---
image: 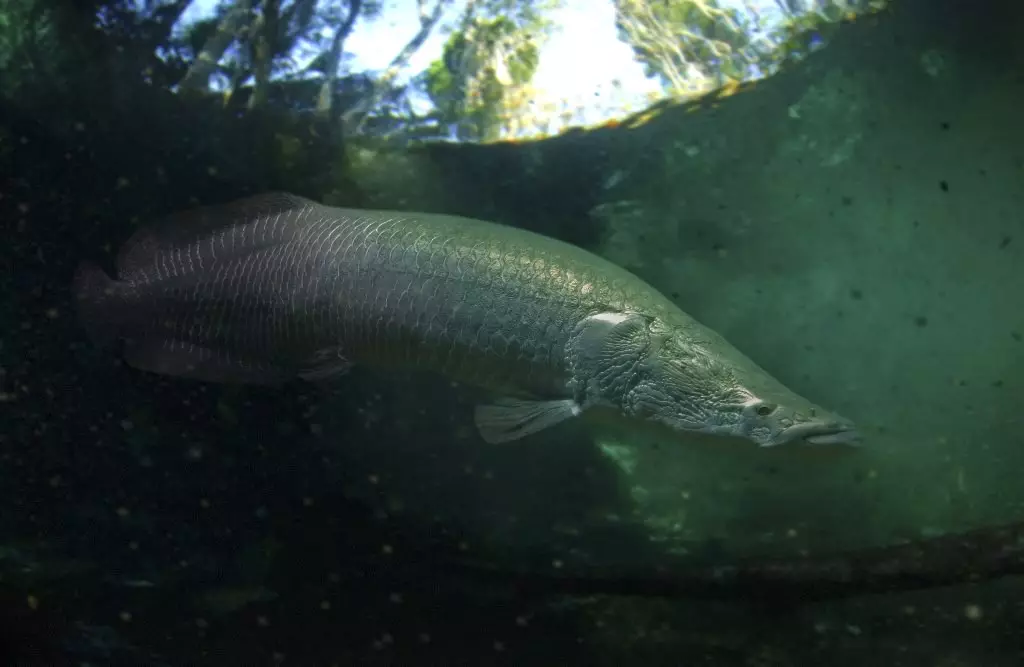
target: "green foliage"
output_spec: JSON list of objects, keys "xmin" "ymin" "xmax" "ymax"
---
[
  {"xmin": 0, "ymin": 0, "xmax": 79, "ymax": 99},
  {"xmin": 0, "ymin": 0, "xmax": 51, "ymax": 67},
  {"xmin": 614, "ymin": 0, "xmax": 886, "ymax": 95},
  {"xmin": 0, "ymin": 0, "xmax": 185, "ymax": 98},
  {"xmin": 422, "ymin": 10, "xmax": 546, "ymax": 141},
  {"xmin": 424, "ymin": 57, "xmax": 455, "ymax": 102},
  {"xmin": 614, "ymin": 0, "xmax": 753, "ymax": 92}
]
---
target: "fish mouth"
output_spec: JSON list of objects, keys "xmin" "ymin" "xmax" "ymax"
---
[
  {"xmin": 804, "ymin": 429, "xmax": 861, "ymax": 445},
  {"xmin": 784, "ymin": 420, "xmax": 862, "ymax": 446}
]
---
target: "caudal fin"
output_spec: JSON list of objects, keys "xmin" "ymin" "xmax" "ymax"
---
[{"xmin": 72, "ymin": 261, "xmax": 126, "ymax": 348}]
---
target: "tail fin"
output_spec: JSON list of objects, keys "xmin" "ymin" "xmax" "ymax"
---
[{"xmin": 72, "ymin": 261, "xmax": 125, "ymax": 348}]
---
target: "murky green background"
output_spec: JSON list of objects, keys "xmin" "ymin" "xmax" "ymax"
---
[{"xmin": 2, "ymin": 0, "xmax": 1022, "ymax": 664}]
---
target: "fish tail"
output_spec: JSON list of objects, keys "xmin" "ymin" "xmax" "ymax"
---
[{"xmin": 72, "ymin": 261, "xmax": 132, "ymax": 348}]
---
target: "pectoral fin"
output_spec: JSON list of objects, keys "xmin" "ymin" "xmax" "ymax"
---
[{"xmin": 474, "ymin": 398, "xmax": 582, "ymax": 444}]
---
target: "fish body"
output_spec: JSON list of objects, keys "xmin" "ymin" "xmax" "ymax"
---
[{"xmin": 74, "ymin": 193, "xmax": 859, "ymax": 447}]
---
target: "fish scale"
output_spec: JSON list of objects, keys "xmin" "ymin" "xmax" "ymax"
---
[{"xmin": 73, "ymin": 192, "xmax": 860, "ymax": 447}]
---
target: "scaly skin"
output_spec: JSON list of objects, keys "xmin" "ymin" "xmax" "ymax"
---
[
  {"xmin": 291, "ymin": 206, "xmax": 683, "ymax": 396},
  {"xmin": 76, "ymin": 193, "xmax": 859, "ymax": 447}
]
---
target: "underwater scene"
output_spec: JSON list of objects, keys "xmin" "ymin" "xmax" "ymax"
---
[{"xmin": 2, "ymin": 0, "xmax": 1023, "ymax": 664}]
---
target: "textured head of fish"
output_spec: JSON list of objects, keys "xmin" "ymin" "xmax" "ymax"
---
[{"xmin": 565, "ymin": 312, "xmax": 860, "ymax": 448}]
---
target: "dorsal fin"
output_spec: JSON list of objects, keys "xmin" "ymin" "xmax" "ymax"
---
[{"xmin": 116, "ymin": 192, "xmax": 321, "ymax": 281}]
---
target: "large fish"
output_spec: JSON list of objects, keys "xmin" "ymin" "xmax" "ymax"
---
[{"xmin": 73, "ymin": 193, "xmax": 859, "ymax": 447}]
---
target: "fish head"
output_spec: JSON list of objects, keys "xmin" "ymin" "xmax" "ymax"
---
[{"xmin": 594, "ymin": 315, "xmax": 861, "ymax": 448}]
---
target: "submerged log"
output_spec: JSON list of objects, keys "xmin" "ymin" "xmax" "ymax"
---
[{"xmin": 449, "ymin": 520, "xmax": 1024, "ymax": 602}]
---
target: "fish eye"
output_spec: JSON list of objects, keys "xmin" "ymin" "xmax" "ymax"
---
[{"xmin": 756, "ymin": 403, "xmax": 777, "ymax": 416}]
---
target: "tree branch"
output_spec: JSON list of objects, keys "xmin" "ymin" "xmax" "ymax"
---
[
  {"xmin": 248, "ymin": 0, "xmax": 281, "ymax": 110},
  {"xmin": 177, "ymin": 0, "xmax": 255, "ymax": 94},
  {"xmin": 316, "ymin": 0, "xmax": 364, "ymax": 118},
  {"xmin": 344, "ymin": 0, "xmax": 455, "ymax": 133}
]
